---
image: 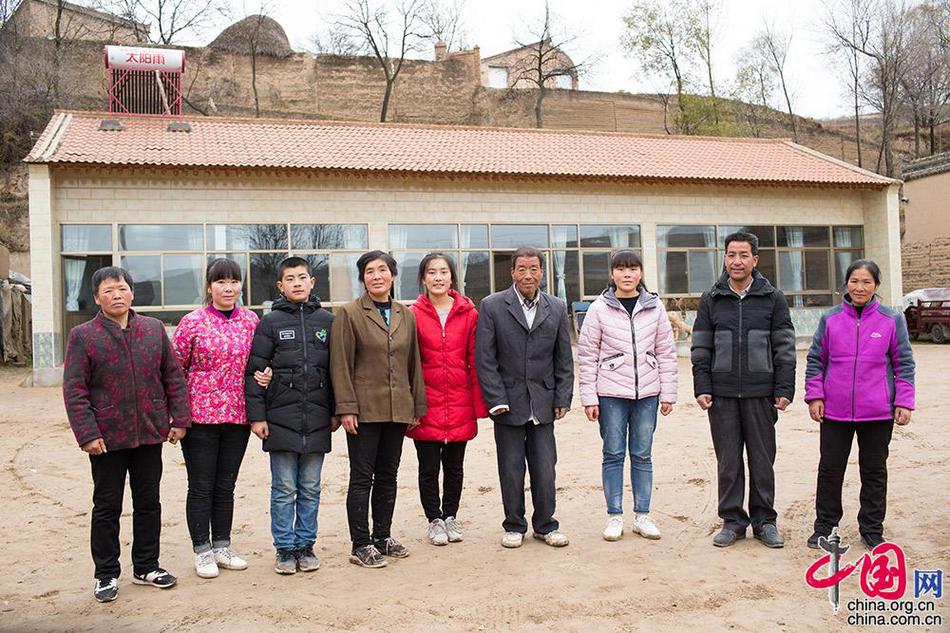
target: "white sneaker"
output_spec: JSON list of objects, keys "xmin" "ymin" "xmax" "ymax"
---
[
  {"xmin": 427, "ymin": 518, "xmax": 449, "ymax": 546},
  {"xmin": 194, "ymin": 550, "xmax": 219, "ymax": 578},
  {"xmin": 444, "ymin": 516, "xmax": 463, "ymax": 542},
  {"xmin": 501, "ymin": 531, "xmax": 524, "ymax": 548},
  {"xmin": 603, "ymin": 514, "xmax": 624, "ymax": 542},
  {"xmin": 213, "ymin": 546, "xmax": 248, "ymax": 570},
  {"xmin": 533, "ymin": 530, "xmax": 570, "ymax": 547},
  {"xmin": 632, "ymin": 513, "xmax": 661, "ymax": 540}
]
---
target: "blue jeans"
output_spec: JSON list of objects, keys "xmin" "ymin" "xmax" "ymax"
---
[
  {"xmin": 269, "ymin": 451, "xmax": 325, "ymax": 551},
  {"xmin": 598, "ymin": 395, "xmax": 659, "ymax": 515}
]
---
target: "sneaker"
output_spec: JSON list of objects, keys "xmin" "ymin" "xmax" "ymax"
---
[
  {"xmin": 131, "ymin": 568, "xmax": 177, "ymax": 589},
  {"xmin": 296, "ymin": 545, "xmax": 320, "ymax": 572},
  {"xmin": 194, "ymin": 550, "xmax": 219, "ymax": 579},
  {"xmin": 274, "ymin": 549, "xmax": 297, "ymax": 575},
  {"xmin": 712, "ymin": 527, "xmax": 746, "ymax": 548},
  {"xmin": 501, "ymin": 531, "xmax": 524, "ymax": 548},
  {"xmin": 213, "ymin": 546, "xmax": 248, "ymax": 571},
  {"xmin": 753, "ymin": 523, "xmax": 785, "ymax": 549},
  {"xmin": 93, "ymin": 577, "xmax": 118, "ymax": 603},
  {"xmin": 861, "ymin": 533, "xmax": 886, "ymax": 550},
  {"xmin": 533, "ymin": 530, "xmax": 569, "ymax": 547},
  {"xmin": 603, "ymin": 514, "xmax": 624, "ymax": 542},
  {"xmin": 375, "ymin": 537, "xmax": 409, "ymax": 558},
  {"xmin": 427, "ymin": 519, "xmax": 449, "ymax": 546},
  {"xmin": 444, "ymin": 516, "xmax": 464, "ymax": 543},
  {"xmin": 632, "ymin": 513, "xmax": 661, "ymax": 540},
  {"xmin": 349, "ymin": 544, "xmax": 387, "ymax": 568}
]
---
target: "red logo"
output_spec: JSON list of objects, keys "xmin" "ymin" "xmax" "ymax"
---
[{"xmin": 806, "ymin": 540, "xmax": 907, "ymax": 601}]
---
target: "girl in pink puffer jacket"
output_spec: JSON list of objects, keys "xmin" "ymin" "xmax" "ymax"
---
[{"xmin": 577, "ymin": 250, "xmax": 678, "ymax": 543}]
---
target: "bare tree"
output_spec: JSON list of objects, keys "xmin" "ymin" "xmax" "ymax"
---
[
  {"xmin": 686, "ymin": 0, "xmax": 720, "ymax": 128},
  {"xmin": 331, "ymin": 0, "xmax": 427, "ymax": 123},
  {"xmin": 732, "ymin": 49, "xmax": 775, "ymax": 137},
  {"xmin": 901, "ymin": 2, "xmax": 950, "ymax": 156},
  {"xmin": 310, "ymin": 22, "xmax": 361, "ymax": 56},
  {"xmin": 826, "ymin": 0, "xmax": 914, "ymax": 176},
  {"xmin": 108, "ymin": 0, "xmax": 229, "ymax": 44},
  {"xmin": 621, "ymin": 0, "xmax": 696, "ymax": 133},
  {"xmin": 509, "ymin": 1, "xmax": 591, "ymax": 128},
  {"xmin": 752, "ymin": 22, "xmax": 798, "ymax": 143},
  {"xmin": 420, "ymin": 0, "xmax": 466, "ymax": 51}
]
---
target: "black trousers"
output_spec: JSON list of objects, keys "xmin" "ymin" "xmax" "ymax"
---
[
  {"xmin": 707, "ymin": 396, "xmax": 778, "ymax": 533},
  {"xmin": 814, "ymin": 418, "xmax": 894, "ymax": 538},
  {"xmin": 493, "ymin": 422, "xmax": 559, "ymax": 535},
  {"xmin": 180, "ymin": 423, "xmax": 251, "ymax": 551},
  {"xmin": 346, "ymin": 422, "xmax": 406, "ymax": 550},
  {"xmin": 414, "ymin": 440, "xmax": 467, "ymax": 522},
  {"xmin": 89, "ymin": 443, "xmax": 163, "ymax": 580}
]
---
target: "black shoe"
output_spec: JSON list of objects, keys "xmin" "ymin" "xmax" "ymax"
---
[
  {"xmin": 274, "ymin": 549, "xmax": 297, "ymax": 575},
  {"xmin": 93, "ymin": 577, "xmax": 118, "ymax": 602},
  {"xmin": 131, "ymin": 568, "xmax": 177, "ymax": 588},
  {"xmin": 754, "ymin": 524, "xmax": 785, "ymax": 548},
  {"xmin": 349, "ymin": 544, "xmax": 387, "ymax": 568},
  {"xmin": 807, "ymin": 531, "xmax": 829, "ymax": 550},
  {"xmin": 861, "ymin": 533, "xmax": 886, "ymax": 550},
  {"xmin": 374, "ymin": 537, "xmax": 409, "ymax": 558},
  {"xmin": 712, "ymin": 527, "xmax": 746, "ymax": 548}
]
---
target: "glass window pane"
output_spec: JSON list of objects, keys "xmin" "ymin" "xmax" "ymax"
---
[
  {"xmin": 833, "ymin": 226, "xmax": 863, "ymax": 248},
  {"xmin": 119, "ymin": 225, "xmax": 202, "ymax": 251},
  {"xmin": 206, "ymin": 254, "xmax": 249, "ymax": 306},
  {"xmin": 491, "ymin": 225, "xmax": 549, "ymax": 248},
  {"xmin": 778, "ymin": 251, "xmax": 805, "ymax": 291},
  {"xmin": 164, "ymin": 254, "xmax": 204, "ymax": 305},
  {"xmin": 834, "ymin": 251, "xmax": 862, "ymax": 289},
  {"xmin": 580, "ymin": 225, "xmax": 641, "ymax": 248},
  {"xmin": 392, "ymin": 251, "xmax": 428, "ymax": 300},
  {"xmin": 804, "ymin": 251, "xmax": 830, "ymax": 290},
  {"xmin": 756, "ymin": 249, "xmax": 777, "ymax": 286},
  {"xmin": 461, "ymin": 251, "xmax": 490, "ymax": 305},
  {"xmin": 295, "ymin": 254, "xmax": 330, "ymax": 302},
  {"xmin": 121, "ymin": 255, "xmax": 161, "ymax": 306},
  {"xmin": 493, "ymin": 251, "xmax": 548, "ymax": 293},
  {"xmin": 552, "ymin": 250, "xmax": 580, "ymax": 305},
  {"xmin": 389, "ymin": 224, "xmax": 457, "ymax": 250},
  {"xmin": 62, "ymin": 225, "xmax": 112, "ymax": 252},
  {"xmin": 291, "ymin": 224, "xmax": 368, "ymax": 250},
  {"xmin": 688, "ymin": 251, "xmax": 718, "ymax": 293},
  {"xmin": 330, "ymin": 253, "xmax": 364, "ymax": 302},
  {"xmin": 777, "ymin": 226, "xmax": 829, "ymax": 247},
  {"xmin": 582, "ymin": 252, "xmax": 611, "ymax": 296},
  {"xmin": 207, "ymin": 224, "xmax": 287, "ymax": 250},
  {"xmin": 802, "ymin": 294, "xmax": 833, "ymax": 307},
  {"xmin": 135, "ymin": 310, "xmax": 191, "ymax": 327},
  {"xmin": 63, "ymin": 254, "xmax": 112, "ymax": 312},
  {"xmin": 717, "ymin": 225, "xmax": 775, "ymax": 248},
  {"xmin": 552, "ymin": 225, "xmax": 578, "ymax": 248},
  {"xmin": 249, "ymin": 253, "xmax": 285, "ymax": 306},
  {"xmin": 659, "ymin": 251, "xmax": 688, "ymax": 294},
  {"xmin": 657, "ymin": 225, "xmax": 715, "ymax": 248},
  {"xmin": 461, "ymin": 225, "xmax": 488, "ymax": 249}
]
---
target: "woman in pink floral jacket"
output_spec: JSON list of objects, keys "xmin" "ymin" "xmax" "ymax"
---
[{"xmin": 173, "ymin": 258, "xmax": 261, "ymax": 579}]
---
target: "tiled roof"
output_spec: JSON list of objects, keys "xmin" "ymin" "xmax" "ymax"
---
[
  {"xmin": 26, "ymin": 110, "xmax": 896, "ymax": 187},
  {"xmin": 902, "ymin": 151, "xmax": 950, "ymax": 181}
]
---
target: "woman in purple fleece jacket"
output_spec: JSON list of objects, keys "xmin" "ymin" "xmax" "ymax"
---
[{"xmin": 804, "ymin": 260, "xmax": 915, "ymax": 551}]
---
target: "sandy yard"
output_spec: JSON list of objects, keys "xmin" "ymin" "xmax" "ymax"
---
[{"xmin": 0, "ymin": 346, "xmax": 947, "ymax": 633}]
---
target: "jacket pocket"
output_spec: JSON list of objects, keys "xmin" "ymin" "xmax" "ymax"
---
[
  {"xmin": 645, "ymin": 351, "xmax": 658, "ymax": 369},
  {"xmin": 712, "ymin": 330, "xmax": 733, "ymax": 372},
  {"xmin": 600, "ymin": 353, "xmax": 625, "ymax": 371},
  {"xmin": 149, "ymin": 398, "xmax": 170, "ymax": 429},
  {"xmin": 747, "ymin": 329, "xmax": 774, "ymax": 373}
]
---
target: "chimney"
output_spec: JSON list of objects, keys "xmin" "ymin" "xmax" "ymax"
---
[{"xmin": 434, "ymin": 39, "xmax": 447, "ymax": 61}]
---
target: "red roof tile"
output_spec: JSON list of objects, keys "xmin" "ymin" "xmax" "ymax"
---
[{"xmin": 26, "ymin": 110, "xmax": 896, "ymax": 187}]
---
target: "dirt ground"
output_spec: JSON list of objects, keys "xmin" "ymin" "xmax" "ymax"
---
[{"xmin": 0, "ymin": 346, "xmax": 947, "ymax": 633}]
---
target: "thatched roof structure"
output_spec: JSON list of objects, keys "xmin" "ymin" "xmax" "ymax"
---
[{"xmin": 209, "ymin": 15, "xmax": 294, "ymax": 58}]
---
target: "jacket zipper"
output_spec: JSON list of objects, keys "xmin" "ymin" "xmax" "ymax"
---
[
  {"xmin": 442, "ymin": 305, "xmax": 449, "ymax": 443},
  {"xmin": 851, "ymin": 316, "xmax": 861, "ymax": 421},
  {"xmin": 299, "ymin": 303, "xmax": 309, "ymax": 450},
  {"xmin": 629, "ymin": 309, "xmax": 640, "ymax": 400},
  {"xmin": 737, "ymin": 296, "xmax": 743, "ymax": 398}
]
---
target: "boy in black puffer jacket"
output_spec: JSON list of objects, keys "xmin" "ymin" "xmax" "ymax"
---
[{"xmin": 245, "ymin": 257, "xmax": 337, "ymax": 575}]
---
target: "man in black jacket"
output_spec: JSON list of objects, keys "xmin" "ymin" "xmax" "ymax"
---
[
  {"xmin": 245, "ymin": 257, "xmax": 337, "ymax": 574},
  {"xmin": 691, "ymin": 232, "xmax": 796, "ymax": 549}
]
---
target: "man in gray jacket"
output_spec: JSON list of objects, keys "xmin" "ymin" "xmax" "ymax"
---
[{"xmin": 476, "ymin": 247, "xmax": 574, "ymax": 549}]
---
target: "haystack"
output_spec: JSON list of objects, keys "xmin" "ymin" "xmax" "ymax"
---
[{"xmin": 209, "ymin": 15, "xmax": 294, "ymax": 58}]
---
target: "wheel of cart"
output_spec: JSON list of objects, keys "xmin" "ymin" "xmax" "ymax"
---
[{"xmin": 931, "ymin": 323, "xmax": 947, "ymax": 344}]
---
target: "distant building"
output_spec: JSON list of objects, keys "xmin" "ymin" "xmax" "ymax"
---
[
  {"xmin": 902, "ymin": 152, "xmax": 950, "ymax": 243},
  {"xmin": 1, "ymin": 0, "xmax": 148, "ymax": 44},
  {"xmin": 480, "ymin": 40, "xmax": 578, "ymax": 90}
]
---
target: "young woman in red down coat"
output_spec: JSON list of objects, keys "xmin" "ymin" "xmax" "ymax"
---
[{"xmin": 408, "ymin": 252, "xmax": 489, "ymax": 546}]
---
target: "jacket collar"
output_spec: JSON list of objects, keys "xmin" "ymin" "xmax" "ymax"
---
[
  {"xmin": 600, "ymin": 286, "xmax": 658, "ymax": 315},
  {"xmin": 272, "ymin": 291, "xmax": 323, "ymax": 314},
  {"xmin": 414, "ymin": 289, "xmax": 473, "ymax": 321},
  {"xmin": 94, "ymin": 309, "xmax": 137, "ymax": 331},
  {"xmin": 710, "ymin": 269, "xmax": 775, "ymax": 298},
  {"xmin": 841, "ymin": 294, "xmax": 881, "ymax": 318},
  {"xmin": 504, "ymin": 285, "xmax": 550, "ymax": 332},
  {"xmin": 358, "ymin": 292, "xmax": 404, "ymax": 335}
]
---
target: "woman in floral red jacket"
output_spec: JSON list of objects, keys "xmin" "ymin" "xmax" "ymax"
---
[{"xmin": 408, "ymin": 253, "xmax": 488, "ymax": 546}]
